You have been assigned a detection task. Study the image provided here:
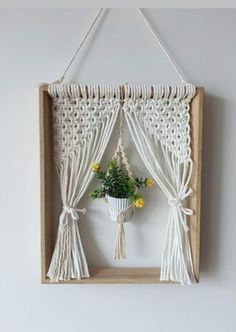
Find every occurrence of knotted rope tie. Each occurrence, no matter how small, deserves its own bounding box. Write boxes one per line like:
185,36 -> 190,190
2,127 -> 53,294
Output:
104,198 -> 133,223
59,205 -> 86,230
167,197 -> 193,232
117,211 -> 126,224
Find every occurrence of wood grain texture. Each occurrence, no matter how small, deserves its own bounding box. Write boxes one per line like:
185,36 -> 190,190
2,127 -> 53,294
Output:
189,87 -> 204,282
39,84 -> 54,283
39,84 -> 203,284
42,268 -> 175,284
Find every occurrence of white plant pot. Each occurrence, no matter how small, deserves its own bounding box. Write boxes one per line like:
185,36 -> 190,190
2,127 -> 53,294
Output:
106,195 -> 133,223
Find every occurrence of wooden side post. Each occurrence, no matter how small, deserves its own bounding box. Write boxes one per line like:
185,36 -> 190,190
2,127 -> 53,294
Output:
189,87 -> 203,282
39,84 -> 54,282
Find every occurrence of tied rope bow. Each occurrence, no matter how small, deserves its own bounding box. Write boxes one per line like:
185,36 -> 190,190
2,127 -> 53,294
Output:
59,205 -> 86,230
167,189 -> 193,232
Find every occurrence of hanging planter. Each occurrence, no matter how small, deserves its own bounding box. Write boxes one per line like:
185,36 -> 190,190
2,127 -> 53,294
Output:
90,159 -> 154,259
106,195 -> 133,223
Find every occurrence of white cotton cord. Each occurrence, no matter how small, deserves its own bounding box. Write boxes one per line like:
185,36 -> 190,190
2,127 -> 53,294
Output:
124,84 -> 196,100
48,84 -> 121,99
160,190 -> 195,285
49,7 -> 193,85
59,205 -> 86,230
47,85 -> 119,282
137,8 -> 189,84
52,8 -> 104,84
48,84 -> 196,102
128,115 -> 194,283
47,198 -> 90,282
124,88 -> 196,284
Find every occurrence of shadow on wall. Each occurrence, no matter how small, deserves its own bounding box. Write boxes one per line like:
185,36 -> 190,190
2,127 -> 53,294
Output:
200,92 -> 225,277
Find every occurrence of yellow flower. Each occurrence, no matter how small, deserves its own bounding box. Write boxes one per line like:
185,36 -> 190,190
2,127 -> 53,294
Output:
91,162 -> 101,172
134,198 -> 145,208
145,177 -> 154,188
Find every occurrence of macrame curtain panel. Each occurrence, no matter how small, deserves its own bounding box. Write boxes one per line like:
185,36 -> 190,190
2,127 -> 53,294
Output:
47,84 -> 119,282
124,84 -> 196,285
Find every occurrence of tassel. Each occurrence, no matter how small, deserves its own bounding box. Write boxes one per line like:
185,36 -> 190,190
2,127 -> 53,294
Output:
47,217 -> 90,282
114,213 -> 126,260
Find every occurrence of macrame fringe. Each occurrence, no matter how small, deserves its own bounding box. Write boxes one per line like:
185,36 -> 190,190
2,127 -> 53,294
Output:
159,155 -> 195,285
105,196 -> 133,260
160,205 -> 195,285
47,220 -> 90,282
114,223 -> 126,260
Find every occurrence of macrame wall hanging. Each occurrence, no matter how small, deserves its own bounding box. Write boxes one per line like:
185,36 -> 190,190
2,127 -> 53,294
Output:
40,8 -> 203,285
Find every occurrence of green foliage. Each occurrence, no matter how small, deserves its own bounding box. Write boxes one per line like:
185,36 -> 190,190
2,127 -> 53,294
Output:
90,160 -> 149,201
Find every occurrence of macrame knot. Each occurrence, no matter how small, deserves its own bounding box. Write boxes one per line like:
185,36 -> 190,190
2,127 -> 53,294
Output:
63,205 -> 86,220
168,197 -> 193,215
168,197 -> 182,208
117,211 -> 125,224
168,196 -> 193,232
59,205 -> 86,230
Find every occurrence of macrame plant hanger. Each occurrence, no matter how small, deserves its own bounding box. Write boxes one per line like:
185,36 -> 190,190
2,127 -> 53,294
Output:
48,8 -> 196,284
105,105 -> 134,260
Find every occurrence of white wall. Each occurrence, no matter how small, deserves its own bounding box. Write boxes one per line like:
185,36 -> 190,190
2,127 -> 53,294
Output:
0,8 -> 235,332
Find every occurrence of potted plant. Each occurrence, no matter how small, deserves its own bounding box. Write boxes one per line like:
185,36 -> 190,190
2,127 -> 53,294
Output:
90,160 -> 154,259
90,159 -> 154,217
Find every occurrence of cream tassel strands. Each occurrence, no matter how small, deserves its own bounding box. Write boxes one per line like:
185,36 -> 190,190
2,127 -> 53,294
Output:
105,196 -> 133,260
47,84 -> 119,282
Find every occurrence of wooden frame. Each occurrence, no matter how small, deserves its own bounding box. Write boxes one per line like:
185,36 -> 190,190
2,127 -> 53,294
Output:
39,85 -> 203,284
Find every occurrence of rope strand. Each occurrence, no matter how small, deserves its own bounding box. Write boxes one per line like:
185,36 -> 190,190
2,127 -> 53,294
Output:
54,8 -> 104,83
52,8 -> 191,85
137,8 -> 188,84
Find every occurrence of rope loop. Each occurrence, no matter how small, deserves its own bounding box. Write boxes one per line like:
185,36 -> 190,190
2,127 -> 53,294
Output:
59,205 -> 86,230
168,197 -> 193,215
63,205 -> 86,220
167,195 -> 193,232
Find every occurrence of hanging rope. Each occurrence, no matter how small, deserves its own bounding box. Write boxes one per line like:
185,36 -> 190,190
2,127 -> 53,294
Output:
137,8 -> 188,83
53,8 -> 104,83
52,8 -> 191,85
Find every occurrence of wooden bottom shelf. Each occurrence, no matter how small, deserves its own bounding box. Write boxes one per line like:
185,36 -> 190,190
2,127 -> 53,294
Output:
42,267 -> 176,284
